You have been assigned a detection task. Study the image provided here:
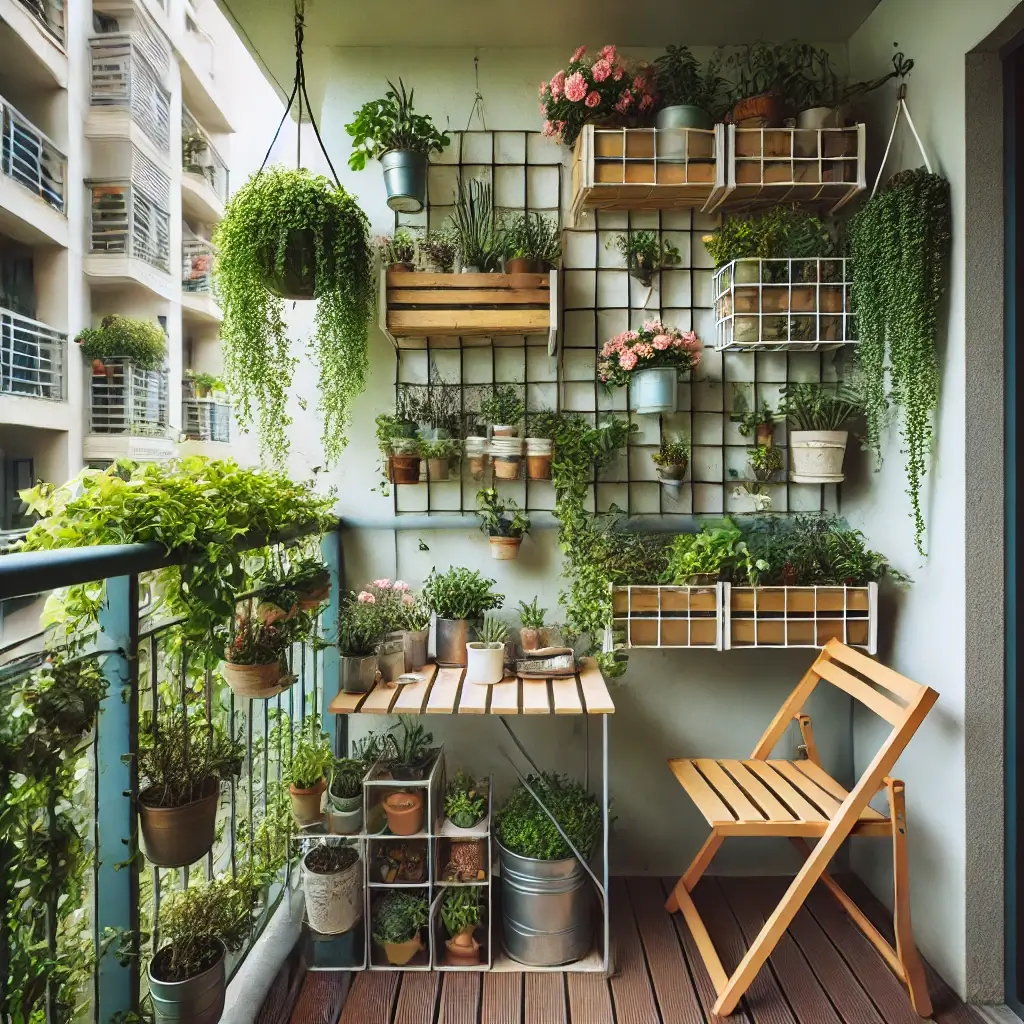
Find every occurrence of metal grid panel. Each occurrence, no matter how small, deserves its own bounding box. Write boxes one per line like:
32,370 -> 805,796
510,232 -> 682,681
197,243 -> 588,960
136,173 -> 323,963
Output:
182,398 -> 230,441
89,358 -> 168,434
0,306 -> 65,400
0,97 -> 66,213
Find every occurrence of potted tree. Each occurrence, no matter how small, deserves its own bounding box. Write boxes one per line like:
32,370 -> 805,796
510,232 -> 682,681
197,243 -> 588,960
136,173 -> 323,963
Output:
286,716 -> 334,826
495,773 -> 601,966
148,874 -> 253,1024
652,436 -> 690,484
779,382 -> 864,483
652,45 -> 723,132
738,402 -> 776,447
422,566 -> 504,667
137,712 -> 244,869
213,166 -> 373,466
371,890 -> 428,966
222,616 -> 295,699
476,488 -> 530,560
303,841 -> 363,935
517,597 -> 548,652
501,211 -> 561,276
612,231 -> 680,288
466,614 -> 508,686
328,757 -> 366,835
345,79 -> 451,213
375,230 -> 418,271
339,590 -> 386,693
442,886 -> 483,966
75,315 -> 166,377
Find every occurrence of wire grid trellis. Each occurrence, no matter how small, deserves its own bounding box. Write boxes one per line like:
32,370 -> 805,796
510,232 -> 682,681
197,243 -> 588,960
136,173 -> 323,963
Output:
391,129 -> 842,518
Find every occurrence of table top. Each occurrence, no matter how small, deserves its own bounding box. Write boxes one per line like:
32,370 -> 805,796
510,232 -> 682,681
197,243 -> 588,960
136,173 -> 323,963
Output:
327,657 -> 615,716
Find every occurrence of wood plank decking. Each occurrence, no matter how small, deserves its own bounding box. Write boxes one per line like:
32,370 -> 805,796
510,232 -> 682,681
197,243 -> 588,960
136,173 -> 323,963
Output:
287,876 -> 985,1024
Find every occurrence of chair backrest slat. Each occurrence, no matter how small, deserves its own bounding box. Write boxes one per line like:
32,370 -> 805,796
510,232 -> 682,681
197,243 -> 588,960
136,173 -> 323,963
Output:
814,659 -> 905,725
822,638 -> 924,703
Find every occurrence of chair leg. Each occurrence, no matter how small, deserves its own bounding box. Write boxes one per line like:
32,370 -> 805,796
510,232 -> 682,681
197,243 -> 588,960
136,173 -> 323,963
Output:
665,833 -> 723,913
888,779 -> 932,1018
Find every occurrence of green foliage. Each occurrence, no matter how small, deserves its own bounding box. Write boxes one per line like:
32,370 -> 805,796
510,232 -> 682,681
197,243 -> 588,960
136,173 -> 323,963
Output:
213,166 -> 373,465
375,412 -> 419,455
781,43 -> 908,111
849,168 -> 951,554
476,488 -> 530,539
517,597 -> 546,630
720,40 -> 808,104
372,890 -> 428,944
375,230 -> 417,266
737,401 -> 775,438
345,78 -> 450,170
779,382 -> 864,432
305,842 -> 359,874
501,212 -> 561,266
441,886 -> 481,937
496,773 -> 601,861
450,179 -> 501,270
423,567 -> 503,620
225,615 -> 300,665
388,717 -> 434,771
420,229 -> 460,272
477,614 -> 508,645
186,370 -> 227,394
748,444 -> 784,482
479,383 -> 525,426
76,315 -> 167,370
702,206 -> 836,268
613,231 -> 680,285
444,770 -> 488,828
287,716 -> 333,789
338,592 -> 387,657
663,518 -> 767,585
652,436 -> 690,467
330,758 -> 366,800
526,410 -> 561,440
138,711 -> 244,809
420,437 -> 462,460
653,46 -> 724,112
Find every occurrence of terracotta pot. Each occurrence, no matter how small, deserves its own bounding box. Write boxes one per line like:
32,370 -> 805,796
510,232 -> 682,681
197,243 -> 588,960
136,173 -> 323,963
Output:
139,781 -> 219,868
489,536 -> 522,560
388,261 -> 415,272
468,453 -> 489,476
506,257 -> 547,275
520,627 -> 540,652
91,358 -> 106,375
493,456 -> 521,480
526,453 -> 552,480
389,455 -> 421,484
222,659 -> 287,700
380,933 -> 423,966
491,425 -> 519,438
298,583 -> 330,610
289,779 -> 326,826
427,457 -> 450,481
732,92 -> 785,126
445,928 -> 481,966
383,790 -> 425,835
756,423 -> 775,447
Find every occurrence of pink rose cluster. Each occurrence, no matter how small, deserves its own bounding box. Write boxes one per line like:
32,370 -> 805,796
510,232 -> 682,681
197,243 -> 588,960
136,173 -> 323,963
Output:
597,321 -> 702,388
539,44 -> 656,147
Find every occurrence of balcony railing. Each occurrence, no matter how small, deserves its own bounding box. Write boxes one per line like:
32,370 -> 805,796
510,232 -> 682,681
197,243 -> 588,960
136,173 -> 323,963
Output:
90,35 -> 171,152
182,397 -> 229,441
89,182 -> 170,272
182,236 -> 214,292
88,358 -> 168,434
15,0 -> 64,42
182,106 -> 228,205
1,97 -> 66,214
1,306 -> 65,400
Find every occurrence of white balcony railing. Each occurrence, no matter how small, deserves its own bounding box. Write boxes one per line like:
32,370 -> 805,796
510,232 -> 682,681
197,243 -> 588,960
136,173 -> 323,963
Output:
182,397 -> 229,441
90,34 -> 170,152
89,358 -> 168,434
1,307 -> 65,400
16,0 -> 64,43
89,182 -> 170,272
182,236 -> 214,292
181,106 -> 228,205
1,96 -> 66,214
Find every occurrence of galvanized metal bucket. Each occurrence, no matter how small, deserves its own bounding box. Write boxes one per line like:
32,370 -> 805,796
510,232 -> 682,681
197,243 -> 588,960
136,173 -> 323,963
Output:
497,841 -> 592,966
341,654 -> 378,693
382,149 -> 428,213
149,940 -> 225,1024
629,367 -> 678,415
435,617 -> 473,667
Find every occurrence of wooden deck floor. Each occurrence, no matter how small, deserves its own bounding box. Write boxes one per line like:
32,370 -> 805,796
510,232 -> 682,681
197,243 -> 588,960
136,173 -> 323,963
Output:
284,875 -> 985,1024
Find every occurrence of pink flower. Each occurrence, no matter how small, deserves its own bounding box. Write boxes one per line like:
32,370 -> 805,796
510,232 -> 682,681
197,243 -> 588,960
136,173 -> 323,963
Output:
592,58 -> 611,82
639,93 -> 653,111
393,580 -> 410,592
542,119 -> 556,137
550,70 -> 565,98
372,578 -> 391,589
635,343 -> 654,359
585,90 -> 601,108
642,319 -> 661,333
600,45 -> 617,61
539,81 -> 548,99
615,91 -> 633,114
619,350 -> 638,371
613,67 -> 624,81
357,591 -> 375,604
565,71 -> 587,102
601,338 -> 622,357
624,329 -> 639,341
633,75 -> 646,91
571,46 -> 587,62
401,593 -> 415,606
652,334 -> 672,350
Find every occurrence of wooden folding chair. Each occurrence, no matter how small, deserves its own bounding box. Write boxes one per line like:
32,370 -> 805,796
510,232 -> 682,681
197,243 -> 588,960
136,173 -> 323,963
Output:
665,638 -> 938,1017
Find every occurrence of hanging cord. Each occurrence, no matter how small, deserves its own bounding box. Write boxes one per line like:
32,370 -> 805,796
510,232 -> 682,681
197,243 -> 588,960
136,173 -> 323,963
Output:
871,52 -> 932,197
465,54 -> 486,131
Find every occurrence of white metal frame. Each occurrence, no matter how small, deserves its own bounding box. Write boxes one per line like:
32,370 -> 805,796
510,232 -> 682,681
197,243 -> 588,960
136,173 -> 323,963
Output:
181,397 -> 229,442
87,179 -> 171,272
612,583 -> 724,650
88,358 -> 169,435
0,96 -> 66,214
0,307 -> 65,400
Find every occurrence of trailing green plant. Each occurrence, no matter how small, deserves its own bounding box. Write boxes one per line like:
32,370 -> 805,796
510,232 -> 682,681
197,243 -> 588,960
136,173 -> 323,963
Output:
444,770 -> 488,828
329,758 -> 365,800
138,710 -> 244,808
476,488 -> 530,539
420,228 -> 460,272
702,206 -> 836,268
345,79 -> 450,169
479,383 -> 525,427
376,230 -> 417,266
76,315 -> 167,370
287,715 -> 333,789
441,886 -> 482,937
748,444 -> 784,482
477,614 -> 509,645
372,890 -> 428,945
612,231 -> 680,286
213,166 -> 373,465
849,168 -> 952,554
517,597 -> 546,630
779,382 -> 864,432
450,179 -> 501,270
737,401 -> 775,439
652,437 -> 690,467
653,45 -> 724,113
496,773 -> 601,861
423,567 -> 504,620
663,518 -> 767,585
501,211 -> 561,266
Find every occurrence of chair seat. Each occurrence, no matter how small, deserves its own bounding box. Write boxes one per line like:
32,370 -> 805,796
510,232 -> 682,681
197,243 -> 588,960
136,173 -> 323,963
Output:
668,757 -> 891,837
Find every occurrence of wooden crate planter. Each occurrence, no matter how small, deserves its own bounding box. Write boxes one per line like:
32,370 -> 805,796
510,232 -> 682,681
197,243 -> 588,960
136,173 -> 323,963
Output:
381,269 -> 558,351
571,125 -> 723,225
707,125 -> 865,214
724,583 -> 877,653
611,584 -> 723,649
713,258 -> 855,352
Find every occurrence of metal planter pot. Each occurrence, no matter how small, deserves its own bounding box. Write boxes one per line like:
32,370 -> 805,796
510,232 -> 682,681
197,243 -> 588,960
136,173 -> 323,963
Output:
139,783 -> 218,868
403,627 -> 429,671
376,633 -> 406,683
382,150 -> 428,213
436,617 -> 473,667
497,841 -> 592,967
628,367 -> 678,415
655,105 -> 713,161
148,939 -> 226,1024
341,654 -> 378,693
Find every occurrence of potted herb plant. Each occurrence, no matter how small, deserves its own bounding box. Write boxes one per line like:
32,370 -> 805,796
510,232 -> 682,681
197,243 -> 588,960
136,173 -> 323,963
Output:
476,488 -> 530,560
339,592 -> 385,693
748,444 -> 784,483
213,166 -> 373,466
598,319 -> 702,415
738,401 -> 776,447
75,315 -> 167,376
371,890 -> 428,966
303,841 -> 363,936
387,716 -> 439,781
328,757 -> 366,835
502,212 -> 561,276
450,179 -> 501,271
222,616 -> 293,699
495,773 -> 601,967
652,436 -> 690,484
148,874 -> 253,1024
480,383 -> 525,438
376,413 -> 422,489
375,230 -> 418,270
652,45 -> 723,131
420,228 -> 459,273
138,712 -> 244,869
466,614 -> 508,686
421,437 -> 462,481
517,597 -> 547,652
422,566 -> 504,667
612,231 -> 680,287
346,79 -> 451,212
444,770 -> 488,830
441,886 -> 483,966
779,382 -> 864,483
663,518 -> 765,585
185,369 -> 226,399
721,41 -> 791,125
287,715 -> 334,826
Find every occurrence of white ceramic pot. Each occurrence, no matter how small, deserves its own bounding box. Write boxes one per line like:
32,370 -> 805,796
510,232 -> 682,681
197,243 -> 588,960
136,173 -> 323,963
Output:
789,430 -> 848,483
303,849 -> 363,935
465,642 -> 505,686
628,367 -> 678,414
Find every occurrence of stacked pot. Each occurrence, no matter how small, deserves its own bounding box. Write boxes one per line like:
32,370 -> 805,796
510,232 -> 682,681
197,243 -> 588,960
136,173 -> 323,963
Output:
490,436 -> 523,480
524,438 -> 553,480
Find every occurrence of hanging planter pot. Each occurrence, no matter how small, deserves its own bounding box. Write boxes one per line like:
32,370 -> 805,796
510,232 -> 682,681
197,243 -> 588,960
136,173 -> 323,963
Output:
222,659 -> 288,700
139,783 -> 219,869
149,939 -> 226,1024
262,227 -> 321,300
489,536 -> 522,561
628,367 -> 678,414
381,150 -> 428,213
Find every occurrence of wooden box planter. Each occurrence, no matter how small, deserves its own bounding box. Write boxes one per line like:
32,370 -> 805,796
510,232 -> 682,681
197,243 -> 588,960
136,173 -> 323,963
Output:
713,258 -> 855,352
723,583 -> 877,653
571,125 -> 723,225
381,270 -> 558,352
611,584 -> 723,649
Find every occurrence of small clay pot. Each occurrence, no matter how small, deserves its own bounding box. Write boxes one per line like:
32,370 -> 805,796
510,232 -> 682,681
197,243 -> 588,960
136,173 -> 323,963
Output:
289,779 -> 326,826
91,358 -> 106,376
467,453 -> 489,476
445,928 -> 481,966
489,536 -> 522,560
380,933 -> 423,966
526,453 -> 552,480
756,423 -> 774,447
389,455 -> 421,484
506,257 -> 547,275
383,790 -> 425,835
521,627 -> 540,652
493,456 -> 521,481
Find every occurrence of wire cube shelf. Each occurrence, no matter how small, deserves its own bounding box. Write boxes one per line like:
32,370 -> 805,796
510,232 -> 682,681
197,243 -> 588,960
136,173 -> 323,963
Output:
1,307 -> 65,400
611,584 -> 723,649
0,96 -> 66,213
89,358 -> 169,435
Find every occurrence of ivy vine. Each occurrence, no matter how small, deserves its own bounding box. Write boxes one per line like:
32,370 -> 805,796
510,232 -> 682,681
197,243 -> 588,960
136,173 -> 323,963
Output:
849,168 -> 951,554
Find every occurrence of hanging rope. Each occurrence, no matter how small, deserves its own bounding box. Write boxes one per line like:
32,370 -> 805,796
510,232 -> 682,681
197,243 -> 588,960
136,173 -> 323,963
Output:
465,54 -> 486,131
871,52 -> 932,196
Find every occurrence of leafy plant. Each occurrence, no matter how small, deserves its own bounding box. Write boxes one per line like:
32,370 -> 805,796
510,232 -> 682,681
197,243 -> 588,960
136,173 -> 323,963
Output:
444,770 -> 487,828
76,315 -> 166,370
330,758 -> 365,800
782,44 -> 909,111
652,437 -> 690,467
849,168 -> 951,554
748,444 -> 784,482
225,616 -> 296,666
339,592 -> 388,657
213,166 -> 373,465
345,79 -> 450,169
501,212 -> 561,266
663,518 -> 767,585
477,614 -> 508,645
653,46 -> 724,112
720,41 -> 802,104
420,228 -> 460,272
612,231 -> 680,286
186,369 -> 226,395
420,437 -> 462,460
779,382 -> 864,432
376,230 -> 417,266
423,567 -> 504,620
526,410 -> 562,440
738,401 -> 775,439
441,886 -> 481,937
138,711 -> 244,809
496,773 -> 601,860
287,716 -> 333,789
372,889 -> 428,944
450,179 -> 501,270
388,717 -> 434,771
476,488 -> 530,539
479,383 -> 525,427
517,598 -> 546,630
305,842 -> 359,874
702,206 -> 836,268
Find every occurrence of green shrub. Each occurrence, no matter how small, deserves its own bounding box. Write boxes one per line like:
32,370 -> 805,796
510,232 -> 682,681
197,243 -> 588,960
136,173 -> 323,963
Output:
496,773 -> 601,861
76,315 -> 166,370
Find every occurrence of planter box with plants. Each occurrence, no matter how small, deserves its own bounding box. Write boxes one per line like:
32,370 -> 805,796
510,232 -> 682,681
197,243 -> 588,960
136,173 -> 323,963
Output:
610,583 -> 723,649
423,566 -> 504,668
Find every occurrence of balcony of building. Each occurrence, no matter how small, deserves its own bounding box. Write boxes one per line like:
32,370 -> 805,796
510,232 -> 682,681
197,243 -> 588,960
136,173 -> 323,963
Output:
0,0 -> 67,88
181,231 -> 220,323
181,105 -> 227,224
178,0 -> 233,134
179,392 -> 230,457
0,305 -> 67,433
